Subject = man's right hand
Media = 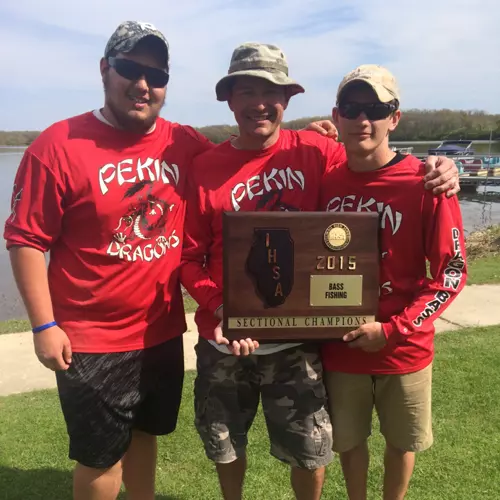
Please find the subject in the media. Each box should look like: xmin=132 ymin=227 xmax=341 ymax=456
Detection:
xmin=214 ymin=321 xmax=260 ymax=356
xmin=33 ymin=325 xmax=72 ymax=371
xmin=214 ymin=306 xmax=259 ymax=356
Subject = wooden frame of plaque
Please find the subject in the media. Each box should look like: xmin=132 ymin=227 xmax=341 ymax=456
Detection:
xmin=222 ymin=212 xmax=380 ymax=341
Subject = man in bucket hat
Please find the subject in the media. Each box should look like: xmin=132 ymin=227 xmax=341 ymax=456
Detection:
xmin=180 ymin=43 xmax=459 ymax=500
xmin=181 ymin=42 xmax=341 ymax=500
xmin=215 ymin=42 xmax=305 ymax=100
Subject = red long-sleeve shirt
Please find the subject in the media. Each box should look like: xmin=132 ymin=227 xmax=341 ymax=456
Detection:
xmin=180 ymin=129 xmax=346 ymax=341
xmin=3 ymin=112 xmax=212 ymax=353
xmin=319 ymin=155 xmax=467 ymax=374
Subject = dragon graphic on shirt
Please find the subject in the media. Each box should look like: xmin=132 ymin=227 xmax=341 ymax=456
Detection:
xmin=113 ymin=180 xmax=173 ymax=244
xmin=254 ymin=189 xmax=300 ymax=212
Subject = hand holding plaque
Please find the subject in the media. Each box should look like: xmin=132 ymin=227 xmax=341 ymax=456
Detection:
xmin=213 ymin=307 xmax=261 ymax=356
xmin=222 ymin=212 xmax=380 ymax=341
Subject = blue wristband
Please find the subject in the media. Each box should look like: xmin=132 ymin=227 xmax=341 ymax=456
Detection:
xmin=32 ymin=321 xmax=57 ymax=334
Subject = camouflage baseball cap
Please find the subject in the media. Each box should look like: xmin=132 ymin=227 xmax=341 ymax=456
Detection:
xmin=336 ymin=64 xmax=400 ymax=104
xmin=104 ymin=21 xmax=169 ymax=70
xmin=215 ymin=42 xmax=305 ymax=101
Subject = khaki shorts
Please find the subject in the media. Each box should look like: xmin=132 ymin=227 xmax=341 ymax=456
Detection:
xmin=194 ymin=338 xmax=333 ymax=469
xmin=325 ymin=364 xmax=433 ymax=453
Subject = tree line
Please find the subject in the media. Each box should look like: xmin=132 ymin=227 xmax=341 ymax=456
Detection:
xmin=0 ymin=131 xmax=40 ymax=147
xmin=1 ymin=109 xmax=499 ymax=146
xmin=197 ymin=109 xmax=500 ymax=144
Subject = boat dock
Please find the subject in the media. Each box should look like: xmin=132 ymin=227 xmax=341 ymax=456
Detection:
xmin=415 ymin=153 xmax=500 ymax=190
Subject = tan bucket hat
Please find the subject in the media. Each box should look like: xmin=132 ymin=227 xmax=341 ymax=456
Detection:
xmin=336 ymin=64 xmax=400 ymax=104
xmin=216 ymin=42 xmax=305 ymax=101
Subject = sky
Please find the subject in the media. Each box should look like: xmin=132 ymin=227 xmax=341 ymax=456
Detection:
xmin=1 ymin=0 xmax=499 ymax=131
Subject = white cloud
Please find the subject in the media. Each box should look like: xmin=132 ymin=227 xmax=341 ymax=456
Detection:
xmin=0 ymin=0 xmax=499 ymax=130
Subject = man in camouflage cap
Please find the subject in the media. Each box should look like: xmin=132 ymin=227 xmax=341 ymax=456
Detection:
xmin=104 ymin=20 xmax=170 ymax=70
xmin=4 ymin=20 xmax=214 ymax=500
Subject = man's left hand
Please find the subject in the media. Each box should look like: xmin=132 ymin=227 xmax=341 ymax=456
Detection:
xmin=423 ymin=156 xmax=460 ymax=197
xmin=305 ymin=120 xmax=339 ymax=141
xmin=342 ymin=322 xmax=387 ymax=352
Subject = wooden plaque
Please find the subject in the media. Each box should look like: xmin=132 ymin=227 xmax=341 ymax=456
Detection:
xmin=222 ymin=212 xmax=380 ymax=341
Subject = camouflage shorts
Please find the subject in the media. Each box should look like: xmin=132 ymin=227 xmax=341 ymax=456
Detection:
xmin=194 ymin=338 xmax=333 ymax=469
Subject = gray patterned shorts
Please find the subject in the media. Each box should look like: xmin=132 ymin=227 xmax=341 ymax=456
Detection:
xmin=55 ymin=336 xmax=184 ymax=469
xmin=194 ymin=338 xmax=333 ymax=469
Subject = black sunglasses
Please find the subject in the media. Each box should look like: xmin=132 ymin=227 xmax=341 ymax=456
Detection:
xmin=107 ymin=57 xmax=169 ymax=88
xmin=338 ymin=102 xmax=397 ymax=121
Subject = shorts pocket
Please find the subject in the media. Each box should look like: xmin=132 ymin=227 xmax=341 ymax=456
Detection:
xmin=313 ymin=408 xmax=332 ymax=457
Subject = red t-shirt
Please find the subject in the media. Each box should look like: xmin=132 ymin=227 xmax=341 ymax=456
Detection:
xmin=180 ymin=129 xmax=346 ymax=340
xmin=319 ymin=155 xmax=467 ymax=374
xmin=3 ymin=112 xmax=212 ymax=353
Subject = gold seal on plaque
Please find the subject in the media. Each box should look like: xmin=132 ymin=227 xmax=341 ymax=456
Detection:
xmin=324 ymin=223 xmax=351 ymax=251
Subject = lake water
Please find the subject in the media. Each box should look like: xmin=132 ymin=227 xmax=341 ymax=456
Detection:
xmin=1 ymin=145 xmax=499 ymax=322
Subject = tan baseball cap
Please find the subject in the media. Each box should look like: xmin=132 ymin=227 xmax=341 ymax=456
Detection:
xmin=215 ymin=42 xmax=305 ymax=101
xmin=336 ymin=64 xmax=400 ymax=104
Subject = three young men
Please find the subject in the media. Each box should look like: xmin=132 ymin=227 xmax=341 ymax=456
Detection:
xmin=4 ymin=16 xmax=461 ymax=498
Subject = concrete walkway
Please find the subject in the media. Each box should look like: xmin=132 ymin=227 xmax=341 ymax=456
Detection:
xmin=1 ymin=284 xmax=499 ymax=397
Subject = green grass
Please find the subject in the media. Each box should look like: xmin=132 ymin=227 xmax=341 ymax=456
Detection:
xmin=183 ymin=294 xmax=198 ymax=314
xmin=0 ymin=296 xmax=199 ymax=335
xmin=0 ymin=326 xmax=499 ymax=499
xmin=466 ymin=225 xmax=500 ymax=285
xmin=467 ymin=255 xmax=500 ymax=285
xmin=424 ymin=253 xmax=500 ymax=286
xmin=0 ymin=319 xmax=30 ymax=334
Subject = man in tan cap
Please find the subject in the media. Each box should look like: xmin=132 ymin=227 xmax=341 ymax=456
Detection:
xmin=319 ymin=64 xmax=467 ymax=500
xmin=181 ymin=45 xmax=460 ymax=500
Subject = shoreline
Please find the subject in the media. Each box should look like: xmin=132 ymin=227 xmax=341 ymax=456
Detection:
xmin=2 ymin=141 xmax=500 ymax=147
